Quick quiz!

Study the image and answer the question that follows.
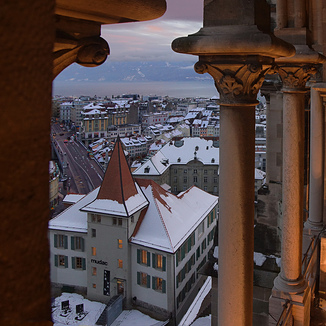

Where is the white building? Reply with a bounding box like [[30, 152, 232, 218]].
[[49, 137, 218, 324]]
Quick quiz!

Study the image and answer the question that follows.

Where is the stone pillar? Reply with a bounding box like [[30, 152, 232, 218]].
[[0, 1, 54, 325], [304, 85, 326, 234], [269, 63, 319, 326], [194, 58, 272, 326], [172, 0, 294, 325]]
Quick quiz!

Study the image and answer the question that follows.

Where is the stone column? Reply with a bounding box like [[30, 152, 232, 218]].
[[194, 58, 272, 326], [172, 0, 294, 325], [269, 63, 319, 326], [304, 85, 326, 233]]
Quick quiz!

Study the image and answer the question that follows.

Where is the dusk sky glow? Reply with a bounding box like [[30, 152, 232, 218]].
[[101, 0, 204, 61]]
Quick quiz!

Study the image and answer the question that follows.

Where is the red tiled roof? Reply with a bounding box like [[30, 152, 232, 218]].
[[97, 137, 138, 203]]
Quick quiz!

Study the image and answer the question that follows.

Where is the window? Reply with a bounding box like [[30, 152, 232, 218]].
[[137, 272, 150, 288], [58, 255, 67, 267], [118, 239, 123, 249], [118, 218, 122, 226], [152, 253, 166, 271], [213, 186, 218, 193], [201, 238, 207, 253], [204, 169, 207, 175], [184, 169, 187, 174], [174, 186, 177, 192], [193, 176, 197, 183], [91, 214, 101, 223], [214, 177, 218, 183], [92, 229, 96, 238], [137, 249, 150, 266], [92, 267, 97, 276], [73, 236, 84, 250], [174, 176, 177, 183], [204, 186, 208, 191], [118, 259, 123, 268], [92, 247, 96, 256], [76, 257, 82, 269], [71, 257, 86, 270], [193, 169, 197, 174], [131, 215, 134, 223], [58, 235, 65, 248], [198, 221, 204, 237], [152, 277, 166, 292], [93, 283, 96, 289], [204, 177, 207, 183], [214, 169, 218, 175], [183, 177, 187, 183], [113, 218, 117, 225]]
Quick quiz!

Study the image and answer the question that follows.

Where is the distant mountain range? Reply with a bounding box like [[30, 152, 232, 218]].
[[55, 61, 213, 83]]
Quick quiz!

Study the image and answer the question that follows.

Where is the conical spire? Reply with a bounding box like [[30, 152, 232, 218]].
[[97, 136, 138, 203]]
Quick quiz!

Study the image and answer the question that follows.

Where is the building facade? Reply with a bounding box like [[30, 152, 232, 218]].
[[49, 138, 218, 324]]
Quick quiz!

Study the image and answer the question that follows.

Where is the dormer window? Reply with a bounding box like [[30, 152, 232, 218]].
[[177, 157, 181, 162], [144, 166, 150, 173], [211, 158, 215, 163]]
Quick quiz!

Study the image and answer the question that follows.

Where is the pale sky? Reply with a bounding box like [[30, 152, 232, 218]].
[[101, 0, 204, 62]]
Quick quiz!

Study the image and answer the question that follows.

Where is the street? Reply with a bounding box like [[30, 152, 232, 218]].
[[51, 123, 104, 194]]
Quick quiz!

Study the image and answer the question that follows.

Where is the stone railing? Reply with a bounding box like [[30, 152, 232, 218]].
[[275, 300, 293, 326]]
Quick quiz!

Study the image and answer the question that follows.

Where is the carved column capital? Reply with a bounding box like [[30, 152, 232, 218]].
[[195, 60, 272, 106], [277, 64, 318, 92]]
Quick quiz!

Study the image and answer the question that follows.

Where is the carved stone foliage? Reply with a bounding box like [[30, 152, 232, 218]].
[[53, 36, 109, 78], [277, 65, 317, 91], [194, 60, 272, 105]]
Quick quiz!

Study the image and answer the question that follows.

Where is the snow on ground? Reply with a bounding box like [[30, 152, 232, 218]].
[[179, 277, 211, 326], [52, 293, 162, 326], [52, 293, 105, 326], [111, 310, 160, 326], [190, 315, 211, 326]]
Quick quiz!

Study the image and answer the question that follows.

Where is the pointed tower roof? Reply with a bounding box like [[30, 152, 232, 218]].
[[81, 136, 149, 217]]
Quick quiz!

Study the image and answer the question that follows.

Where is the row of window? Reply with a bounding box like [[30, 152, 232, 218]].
[[173, 176, 218, 183], [54, 255, 86, 270], [176, 233, 195, 266], [54, 234, 85, 251], [177, 272, 196, 308], [136, 249, 166, 271], [137, 272, 166, 293], [174, 169, 218, 175], [176, 254, 195, 288]]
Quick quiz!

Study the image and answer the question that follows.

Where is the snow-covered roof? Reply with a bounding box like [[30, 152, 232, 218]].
[[81, 182, 148, 217], [255, 168, 266, 180], [49, 188, 98, 233], [63, 194, 86, 204], [131, 180, 218, 253], [133, 138, 219, 176]]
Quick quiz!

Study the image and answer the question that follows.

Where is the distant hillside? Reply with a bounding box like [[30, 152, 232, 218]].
[[55, 61, 213, 83]]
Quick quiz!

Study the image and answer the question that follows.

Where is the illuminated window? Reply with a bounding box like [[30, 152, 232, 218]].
[[118, 259, 123, 268], [141, 250, 147, 264], [75, 257, 82, 269], [93, 283, 96, 289], [59, 255, 66, 267], [92, 267, 97, 276], [92, 247, 96, 256], [141, 272, 148, 286], [156, 277, 163, 291], [118, 239, 123, 249], [157, 254, 163, 269]]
